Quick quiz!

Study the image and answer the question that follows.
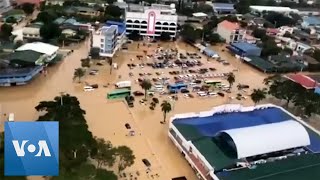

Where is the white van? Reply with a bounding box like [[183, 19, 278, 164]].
[[197, 91, 206, 95], [198, 93, 207, 97], [84, 86, 94, 92], [8, 113, 14, 122], [115, 81, 131, 88]]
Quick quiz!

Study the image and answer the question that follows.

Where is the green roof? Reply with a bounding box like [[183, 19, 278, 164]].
[[8, 50, 45, 65], [217, 153, 320, 180], [174, 124, 203, 141], [193, 137, 236, 170]]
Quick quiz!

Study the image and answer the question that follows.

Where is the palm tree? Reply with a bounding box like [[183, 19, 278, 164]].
[[250, 89, 267, 105], [226, 72, 235, 88], [161, 100, 172, 123], [73, 68, 85, 82], [140, 79, 152, 99], [263, 74, 282, 85]]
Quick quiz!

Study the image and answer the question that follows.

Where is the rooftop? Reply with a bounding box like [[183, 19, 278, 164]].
[[303, 16, 320, 25], [285, 74, 318, 89], [172, 105, 320, 170], [231, 42, 260, 52], [212, 3, 235, 10], [217, 153, 320, 180], [218, 20, 240, 31], [7, 50, 44, 65], [16, 42, 59, 56], [249, 6, 299, 13]]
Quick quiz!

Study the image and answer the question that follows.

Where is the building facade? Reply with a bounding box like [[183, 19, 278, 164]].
[[217, 20, 246, 43], [92, 23, 126, 57], [125, 4, 178, 38]]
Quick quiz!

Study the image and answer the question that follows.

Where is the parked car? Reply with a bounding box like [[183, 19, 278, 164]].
[[181, 88, 190, 93], [133, 91, 144, 96], [218, 92, 225, 97]]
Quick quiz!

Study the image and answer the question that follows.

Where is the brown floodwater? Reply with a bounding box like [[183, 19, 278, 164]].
[[0, 39, 268, 180]]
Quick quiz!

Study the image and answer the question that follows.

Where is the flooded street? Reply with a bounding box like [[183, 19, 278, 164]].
[[0, 39, 268, 180]]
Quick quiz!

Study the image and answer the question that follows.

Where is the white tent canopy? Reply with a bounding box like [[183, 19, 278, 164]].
[[219, 120, 310, 159]]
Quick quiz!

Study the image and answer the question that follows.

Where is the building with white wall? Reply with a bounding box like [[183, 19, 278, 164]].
[[125, 4, 178, 38], [250, 6, 299, 14], [16, 42, 59, 62], [92, 22, 126, 57], [217, 20, 246, 43], [169, 104, 320, 180]]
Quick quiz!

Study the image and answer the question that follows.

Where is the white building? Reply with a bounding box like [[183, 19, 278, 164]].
[[92, 24, 126, 57], [16, 42, 59, 62], [250, 6, 299, 14], [217, 20, 246, 43], [125, 4, 178, 38]]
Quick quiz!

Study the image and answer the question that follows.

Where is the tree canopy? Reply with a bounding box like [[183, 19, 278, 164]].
[[40, 23, 61, 41], [0, 23, 13, 40], [21, 3, 35, 15], [35, 94, 135, 179]]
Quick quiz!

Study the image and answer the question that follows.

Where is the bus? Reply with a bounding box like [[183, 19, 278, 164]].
[[107, 89, 131, 99], [167, 83, 188, 91], [204, 80, 221, 86]]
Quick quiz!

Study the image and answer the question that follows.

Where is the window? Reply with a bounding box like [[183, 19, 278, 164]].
[[100, 39, 104, 43], [100, 44, 104, 48]]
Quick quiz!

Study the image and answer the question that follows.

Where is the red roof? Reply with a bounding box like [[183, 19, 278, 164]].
[[218, 20, 240, 31], [285, 74, 318, 89]]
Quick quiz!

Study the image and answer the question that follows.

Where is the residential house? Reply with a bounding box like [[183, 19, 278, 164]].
[[278, 26, 294, 36], [266, 28, 280, 36], [217, 20, 246, 43], [22, 23, 43, 40], [16, 42, 59, 62], [286, 39, 312, 53]]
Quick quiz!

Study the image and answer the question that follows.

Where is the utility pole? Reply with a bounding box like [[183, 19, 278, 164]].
[[60, 92, 65, 106]]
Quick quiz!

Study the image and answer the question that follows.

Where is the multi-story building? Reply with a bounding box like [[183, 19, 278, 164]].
[[0, 0, 12, 14], [125, 3, 178, 38], [92, 21, 126, 57], [217, 20, 246, 43]]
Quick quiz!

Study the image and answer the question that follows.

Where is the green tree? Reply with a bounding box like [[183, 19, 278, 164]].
[[261, 39, 281, 57], [250, 88, 267, 105], [21, 3, 35, 15], [161, 100, 172, 123], [91, 137, 116, 168], [105, 5, 122, 18], [106, 0, 116, 5], [40, 23, 61, 41], [115, 146, 135, 173], [268, 80, 305, 106], [180, 24, 197, 43], [226, 72, 235, 88], [235, 0, 250, 14], [0, 23, 13, 40], [140, 79, 152, 99], [252, 28, 267, 39], [5, 16, 17, 24], [36, 11, 57, 24], [81, 58, 91, 68], [73, 68, 85, 82]]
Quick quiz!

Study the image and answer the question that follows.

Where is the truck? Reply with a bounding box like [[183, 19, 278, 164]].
[[115, 81, 131, 89]]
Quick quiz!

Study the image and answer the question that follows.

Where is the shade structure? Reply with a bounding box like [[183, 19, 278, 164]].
[[219, 120, 310, 159]]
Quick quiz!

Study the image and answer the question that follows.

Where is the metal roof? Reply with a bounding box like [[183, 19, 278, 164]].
[[220, 120, 311, 159]]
